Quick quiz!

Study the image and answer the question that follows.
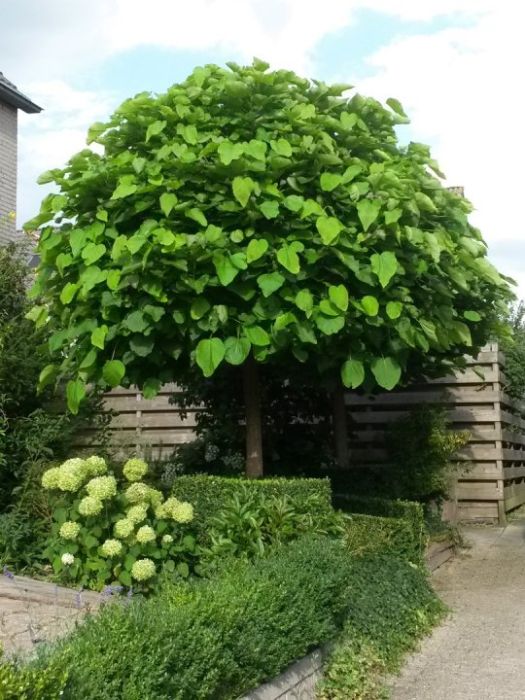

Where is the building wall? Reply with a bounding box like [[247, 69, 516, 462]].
[[0, 101, 18, 246]]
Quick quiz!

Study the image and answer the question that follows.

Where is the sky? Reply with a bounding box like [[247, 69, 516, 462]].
[[2, 0, 523, 297]]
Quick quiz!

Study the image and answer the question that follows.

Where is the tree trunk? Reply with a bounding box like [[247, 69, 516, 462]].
[[332, 382, 349, 469], [242, 355, 264, 478]]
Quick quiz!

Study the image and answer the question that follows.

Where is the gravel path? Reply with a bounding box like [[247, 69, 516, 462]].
[[390, 521, 525, 700]]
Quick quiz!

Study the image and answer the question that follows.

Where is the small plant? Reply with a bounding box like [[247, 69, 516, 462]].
[[41, 456, 198, 592], [206, 487, 344, 560]]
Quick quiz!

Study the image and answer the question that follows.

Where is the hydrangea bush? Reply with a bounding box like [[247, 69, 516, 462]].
[[42, 456, 198, 591]]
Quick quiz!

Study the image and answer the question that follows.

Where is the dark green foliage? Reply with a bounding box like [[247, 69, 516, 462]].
[[205, 485, 344, 560], [167, 364, 335, 477], [501, 301, 525, 400], [171, 474, 332, 542], [385, 406, 469, 504], [0, 244, 112, 511], [318, 555, 445, 699], [334, 494, 427, 559], [32, 536, 354, 700], [0, 661, 67, 699]]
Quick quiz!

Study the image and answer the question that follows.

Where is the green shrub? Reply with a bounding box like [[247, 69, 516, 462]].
[[0, 661, 67, 700], [41, 456, 198, 592], [206, 486, 344, 560], [343, 513, 422, 564], [335, 494, 427, 560], [318, 554, 445, 699], [33, 536, 354, 700], [171, 475, 332, 542]]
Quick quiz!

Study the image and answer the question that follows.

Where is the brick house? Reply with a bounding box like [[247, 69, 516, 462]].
[[0, 72, 42, 246]]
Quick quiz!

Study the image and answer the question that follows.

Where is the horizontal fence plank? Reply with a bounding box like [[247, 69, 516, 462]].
[[458, 501, 499, 521], [456, 481, 503, 500]]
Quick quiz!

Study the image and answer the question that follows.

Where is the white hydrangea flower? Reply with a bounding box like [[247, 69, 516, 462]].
[[136, 525, 155, 544], [61, 553, 75, 566], [131, 558, 156, 581], [78, 495, 103, 517], [86, 476, 117, 501], [114, 519, 134, 538], [127, 505, 148, 524], [41, 467, 61, 490], [161, 534, 173, 544], [84, 455, 108, 476], [123, 458, 148, 482], [59, 521, 81, 540], [101, 539, 123, 557], [125, 482, 150, 504]]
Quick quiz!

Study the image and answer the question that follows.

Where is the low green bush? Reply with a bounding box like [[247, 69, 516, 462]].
[[0, 661, 67, 700], [171, 475, 332, 542], [343, 513, 421, 564], [32, 536, 353, 700], [335, 494, 427, 560], [318, 555, 445, 699]]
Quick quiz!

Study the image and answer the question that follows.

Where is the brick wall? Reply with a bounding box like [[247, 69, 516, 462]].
[[0, 101, 18, 246]]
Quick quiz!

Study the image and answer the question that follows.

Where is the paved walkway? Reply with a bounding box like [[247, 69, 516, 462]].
[[0, 574, 103, 657], [390, 520, 525, 700]]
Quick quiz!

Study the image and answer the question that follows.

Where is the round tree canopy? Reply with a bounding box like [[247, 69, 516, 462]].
[[26, 60, 513, 412]]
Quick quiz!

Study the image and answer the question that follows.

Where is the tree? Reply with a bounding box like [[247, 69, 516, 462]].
[[27, 60, 513, 476]]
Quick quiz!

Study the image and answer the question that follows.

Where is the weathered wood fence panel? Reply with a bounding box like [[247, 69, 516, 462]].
[[79, 343, 525, 523], [346, 344, 525, 523]]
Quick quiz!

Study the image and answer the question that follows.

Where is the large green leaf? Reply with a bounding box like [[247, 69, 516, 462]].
[[257, 272, 285, 297], [145, 120, 166, 142], [130, 336, 154, 357], [361, 295, 379, 316], [143, 378, 162, 399], [246, 239, 268, 263], [386, 301, 403, 320], [320, 173, 342, 192], [328, 285, 349, 311], [213, 253, 241, 286], [315, 315, 345, 335], [66, 379, 86, 414], [341, 359, 365, 389], [124, 310, 149, 333], [357, 199, 381, 231], [259, 200, 279, 219], [295, 289, 314, 315], [245, 325, 271, 346], [102, 360, 126, 387], [371, 251, 398, 288], [91, 325, 109, 349], [218, 141, 244, 165], [60, 283, 78, 305], [464, 310, 481, 322], [316, 216, 343, 244], [159, 193, 177, 217], [196, 338, 225, 377], [190, 297, 211, 319], [371, 357, 402, 390], [276, 244, 302, 274], [232, 176, 255, 208], [185, 208, 208, 227], [82, 243, 106, 265], [111, 177, 137, 200], [224, 337, 251, 365]]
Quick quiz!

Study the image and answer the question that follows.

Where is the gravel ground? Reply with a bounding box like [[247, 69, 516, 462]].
[[390, 521, 525, 700]]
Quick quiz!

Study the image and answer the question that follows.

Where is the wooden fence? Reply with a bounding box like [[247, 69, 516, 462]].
[[82, 343, 525, 523], [346, 344, 525, 524]]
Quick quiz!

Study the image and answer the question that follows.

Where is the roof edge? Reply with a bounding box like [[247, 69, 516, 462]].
[[0, 81, 42, 114]]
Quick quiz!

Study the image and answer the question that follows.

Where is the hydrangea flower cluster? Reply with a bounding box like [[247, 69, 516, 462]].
[[131, 558, 156, 581], [123, 458, 148, 482], [59, 521, 80, 540], [86, 476, 117, 501], [43, 455, 196, 593]]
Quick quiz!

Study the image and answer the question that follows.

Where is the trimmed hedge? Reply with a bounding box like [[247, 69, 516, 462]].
[[335, 494, 427, 562], [30, 536, 352, 700], [172, 475, 332, 541]]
